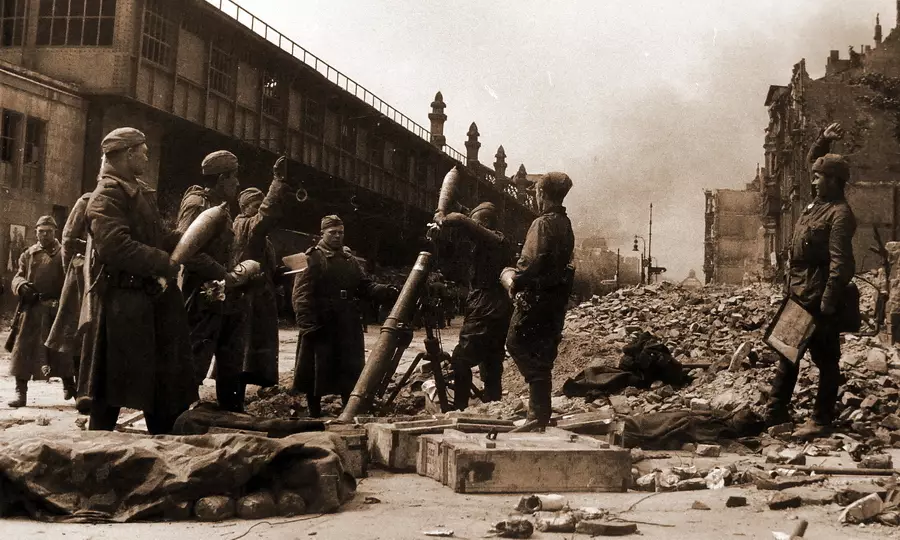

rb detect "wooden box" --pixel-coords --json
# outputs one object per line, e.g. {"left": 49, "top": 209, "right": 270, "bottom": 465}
{"left": 417, "top": 428, "right": 631, "bottom": 494}
{"left": 367, "top": 418, "right": 514, "bottom": 471}
{"left": 326, "top": 424, "right": 368, "bottom": 479}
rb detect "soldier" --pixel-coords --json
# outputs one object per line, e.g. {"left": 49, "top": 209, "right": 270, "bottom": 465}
{"left": 226, "top": 157, "right": 296, "bottom": 400}
{"left": 291, "top": 215, "right": 397, "bottom": 417}
{"left": 435, "top": 202, "right": 513, "bottom": 410}
{"left": 764, "top": 122, "right": 856, "bottom": 440}
{"left": 46, "top": 191, "right": 92, "bottom": 413}
{"left": 6, "top": 216, "right": 74, "bottom": 407}
{"left": 505, "top": 172, "right": 575, "bottom": 427}
{"left": 82, "top": 127, "right": 197, "bottom": 434}
{"left": 176, "top": 150, "right": 258, "bottom": 412}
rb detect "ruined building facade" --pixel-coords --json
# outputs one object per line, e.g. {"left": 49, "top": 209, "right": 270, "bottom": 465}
{"left": 708, "top": 10, "right": 900, "bottom": 284}
{"left": 704, "top": 174, "right": 764, "bottom": 285}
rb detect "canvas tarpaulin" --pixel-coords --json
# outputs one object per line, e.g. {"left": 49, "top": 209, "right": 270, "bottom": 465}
{"left": 0, "top": 430, "right": 355, "bottom": 522}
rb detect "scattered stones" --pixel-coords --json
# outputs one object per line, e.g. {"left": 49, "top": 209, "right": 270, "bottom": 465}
{"left": 725, "top": 496, "right": 747, "bottom": 508}
{"left": 695, "top": 444, "right": 721, "bottom": 457}
{"left": 690, "top": 399, "right": 711, "bottom": 412}
{"left": 859, "top": 454, "right": 893, "bottom": 469}
{"left": 839, "top": 493, "right": 884, "bottom": 524}
{"left": 491, "top": 518, "right": 534, "bottom": 539}
{"left": 867, "top": 349, "right": 890, "bottom": 375}
{"left": 691, "top": 501, "right": 711, "bottom": 510}
{"left": 533, "top": 511, "right": 577, "bottom": 533}
{"left": 782, "top": 487, "right": 835, "bottom": 506}
{"left": 768, "top": 492, "right": 802, "bottom": 510}
{"left": 676, "top": 478, "right": 708, "bottom": 492}
{"left": 194, "top": 496, "right": 235, "bottom": 522}
{"left": 575, "top": 520, "right": 638, "bottom": 536}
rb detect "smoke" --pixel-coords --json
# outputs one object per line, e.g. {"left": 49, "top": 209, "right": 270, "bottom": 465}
{"left": 564, "top": 2, "right": 880, "bottom": 281}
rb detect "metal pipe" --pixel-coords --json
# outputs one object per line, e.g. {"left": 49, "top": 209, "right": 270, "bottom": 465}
{"left": 338, "top": 251, "right": 432, "bottom": 421}
{"left": 648, "top": 203, "right": 653, "bottom": 284}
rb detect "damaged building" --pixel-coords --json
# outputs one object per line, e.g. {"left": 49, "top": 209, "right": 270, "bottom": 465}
{"left": 707, "top": 9, "right": 900, "bottom": 283}
{"left": 703, "top": 173, "right": 765, "bottom": 285}
{"left": 0, "top": 0, "right": 537, "bottom": 309}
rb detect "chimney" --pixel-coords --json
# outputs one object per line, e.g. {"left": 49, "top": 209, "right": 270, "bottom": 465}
{"left": 876, "top": 13, "right": 883, "bottom": 44}
{"left": 829, "top": 50, "right": 839, "bottom": 64}
{"left": 428, "top": 91, "right": 447, "bottom": 147}
{"left": 465, "top": 122, "right": 481, "bottom": 167}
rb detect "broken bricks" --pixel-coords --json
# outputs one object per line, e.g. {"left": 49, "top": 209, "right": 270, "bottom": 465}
{"left": 839, "top": 493, "right": 884, "bottom": 524}
{"left": 768, "top": 492, "right": 802, "bottom": 510}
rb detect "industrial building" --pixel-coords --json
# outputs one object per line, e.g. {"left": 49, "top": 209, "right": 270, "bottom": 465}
{"left": 0, "top": 0, "right": 537, "bottom": 305}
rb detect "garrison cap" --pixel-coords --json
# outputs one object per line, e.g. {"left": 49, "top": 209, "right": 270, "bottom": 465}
{"left": 238, "top": 187, "right": 265, "bottom": 210}
{"left": 101, "top": 128, "right": 146, "bottom": 154}
{"left": 320, "top": 215, "right": 344, "bottom": 231}
{"left": 469, "top": 202, "right": 497, "bottom": 218}
{"left": 812, "top": 154, "right": 850, "bottom": 184}
{"left": 537, "top": 172, "right": 573, "bottom": 200}
{"left": 35, "top": 215, "right": 58, "bottom": 229}
{"left": 202, "top": 150, "right": 239, "bottom": 176}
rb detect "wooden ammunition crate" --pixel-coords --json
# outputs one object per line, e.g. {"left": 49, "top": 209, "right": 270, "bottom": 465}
{"left": 367, "top": 418, "right": 514, "bottom": 471}
{"left": 326, "top": 424, "right": 368, "bottom": 479}
{"left": 417, "top": 428, "right": 631, "bottom": 494}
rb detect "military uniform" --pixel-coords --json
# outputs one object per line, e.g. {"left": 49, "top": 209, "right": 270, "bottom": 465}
{"left": 175, "top": 151, "right": 241, "bottom": 409}
{"left": 82, "top": 128, "right": 197, "bottom": 434}
{"left": 444, "top": 203, "right": 513, "bottom": 410}
{"left": 228, "top": 180, "right": 292, "bottom": 389}
{"left": 292, "top": 218, "right": 394, "bottom": 417}
{"left": 506, "top": 173, "right": 575, "bottom": 425}
{"left": 766, "top": 135, "right": 856, "bottom": 429}
{"left": 46, "top": 193, "right": 90, "bottom": 356}
{"left": 7, "top": 218, "right": 74, "bottom": 406}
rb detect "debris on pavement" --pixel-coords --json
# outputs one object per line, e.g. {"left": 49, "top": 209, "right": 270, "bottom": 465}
{"left": 422, "top": 529, "right": 455, "bottom": 537}
{"left": 489, "top": 518, "right": 534, "bottom": 538}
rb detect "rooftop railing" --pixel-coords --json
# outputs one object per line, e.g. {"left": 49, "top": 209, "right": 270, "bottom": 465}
{"left": 206, "top": 0, "right": 468, "bottom": 165}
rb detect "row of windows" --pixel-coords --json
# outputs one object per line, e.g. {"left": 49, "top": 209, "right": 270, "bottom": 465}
{"left": 0, "top": 0, "right": 115, "bottom": 47}
{"left": 0, "top": 109, "right": 46, "bottom": 192}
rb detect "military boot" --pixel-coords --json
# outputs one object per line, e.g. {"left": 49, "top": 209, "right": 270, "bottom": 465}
{"left": 527, "top": 380, "right": 553, "bottom": 429}
{"left": 793, "top": 418, "right": 832, "bottom": 441}
{"left": 62, "top": 377, "right": 77, "bottom": 401}
{"left": 8, "top": 378, "right": 27, "bottom": 408}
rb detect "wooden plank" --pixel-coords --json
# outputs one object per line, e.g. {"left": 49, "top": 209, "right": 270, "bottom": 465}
{"left": 367, "top": 421, "right": 515, "bottom": 471}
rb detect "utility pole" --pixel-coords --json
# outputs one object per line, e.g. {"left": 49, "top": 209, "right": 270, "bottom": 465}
{"left": 615, "top": 248, "right": 620, "bottom": 289}
{"left": 648, "top": 203, "right": 653, "bottom": 284}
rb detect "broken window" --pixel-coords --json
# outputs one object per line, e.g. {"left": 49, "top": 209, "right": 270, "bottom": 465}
{"left": 0, "top": 110, "right": 21, "bottom": 186}
{"left": 36, "top": 0, "right": 116, "bottom": 46}
{"left": 140, "top": 0, "right": 174, "bottom": 68}
{"left": 262, "top": 71, "right": 282, "bottom": 118}
{"left": 209, "top": 43, "right": 235, "bottom": 97}
{"left": 0, "top": 0, "right": 25, "bottom": 47}
{"left": 21, "top": 117, "right": 45, "bottom": 191}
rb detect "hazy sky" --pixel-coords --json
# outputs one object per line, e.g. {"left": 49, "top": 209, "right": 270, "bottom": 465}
{"left": 239, "top": 0, "right": 889, "bottom": 280}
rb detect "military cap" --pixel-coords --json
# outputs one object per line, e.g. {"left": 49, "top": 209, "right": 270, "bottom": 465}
{"left": 35, "top": 215, "right": 58, "bottom": 228}
{"left": 101, "top": 127, "right": 146, "bottom": 154}
{"left": 202, "top": 150, "right": 239, "bottom": 176}
{"left": 238, "top": 187, "right": 265, "bottom": 210}
{"left": 812, "top": 154, "right": 850, "bottom": 184}
{"left": 320, "top": 215, "right": 344, "bottom": 231}
{"left": 537, "top": 172, "right": 573, "bottom": 200}
{"left": 469, "top": 202, "right": 497, "bottom": 218}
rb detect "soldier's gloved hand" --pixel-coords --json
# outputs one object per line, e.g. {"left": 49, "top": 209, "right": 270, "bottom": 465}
{"left": 273, "top": 156, "right": 287, "bottom": 179}
{"left": 41, "top": 364, "right": 51, "bottom": 377}
{"left": 18, "top": 282, "right": 37, "bottom": 303}
{"left": 164, "top": 262, "right": 182, "bottom": 280}
{"left": 432, "top": 211, "right": 445, "bottom": 226}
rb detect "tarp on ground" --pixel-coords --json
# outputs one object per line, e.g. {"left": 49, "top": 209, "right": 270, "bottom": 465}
{"left": 0, "top": 430, "right": 355, "bottom": 522}
{"left": 621, "top": 409, "right": 765, "bottom": 451}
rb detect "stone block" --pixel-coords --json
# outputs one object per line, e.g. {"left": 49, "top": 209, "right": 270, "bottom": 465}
{"left": 276, "top": 490, "right": 307, "bottom": 516}
{"left": 725, "top": 496, "right": 747, "bottom": 508}
{"left": 695, "top": 444, "right": 721, "bottom": 457}
{"left": 839, "top": 493, "right": 883, "bottom": 524}
{"left": 236, "top": 491, "right": 276, "bottom": 520}
{"left": 768, "top": 492, "right": 801, "bottom": 510}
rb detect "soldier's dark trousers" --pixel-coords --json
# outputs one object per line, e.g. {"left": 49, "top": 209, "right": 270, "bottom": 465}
{"left": 188, "top": 304, "right": 248, "bottom": 413}
{"left": 767, "top": 320, "right": 842, "bottom": 425}
{"left": 88, "top": 402, "right": 180, "bottom": 435}
{"left": 306, "top": 393, "right": 349, "bottom": 418}
{"left": 451, "top": 288, "right": 511, "bottom": 410}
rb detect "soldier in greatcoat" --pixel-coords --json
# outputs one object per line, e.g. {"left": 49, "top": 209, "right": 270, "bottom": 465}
{"left": 291, "top": 215, "right": 397, "bottom": 417}
{"left": 7, "top": 216, "right": 74, "bottom": 407}
{"left": 82, "top": 127, "right": 197, "bottom": 434}
{"left": 505, "top": 173, "right": 576, "bottom": 428}
{"left": 435, "top": 202, "right": 514, "bottom": 410}
{"left": 46, "top": 192, "right": 92, "bottom": 413}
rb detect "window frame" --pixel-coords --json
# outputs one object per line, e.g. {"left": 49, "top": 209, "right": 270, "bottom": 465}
{"left": 0, "top": 0, "right": 26, "bottom": 47}
{"left": 35, "top": 0, "right": 116, "bottom": 47}
{"left": 209, "top": 42, "right": 236, "bottom": 98}
{"left": 0, "top": 109, "right": 46, "bottom": 192}
{"left": 140, "top": 0, "right": 175, "bottom": 69}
